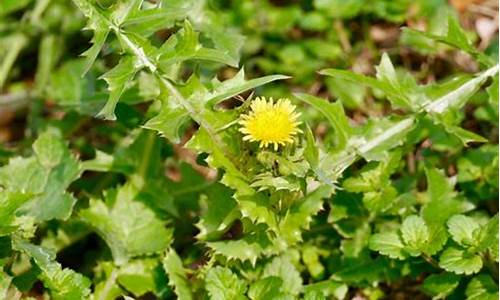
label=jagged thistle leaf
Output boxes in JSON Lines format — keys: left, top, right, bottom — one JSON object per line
{"left": 14, "top": 240, "right": 91, "bottom": 300}
{"left": 97, "top": 56, "right": 140, "bottom": 120}
{"left": 163, "top": 249, "right": 193, "bottom": 300}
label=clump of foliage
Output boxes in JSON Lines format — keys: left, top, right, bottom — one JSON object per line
{"left": 0, "top": 0, "right": 498, "bottom": 299}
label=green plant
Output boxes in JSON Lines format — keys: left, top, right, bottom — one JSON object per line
{"left": 0, "top": 0, "right": 498, "bottom": 299}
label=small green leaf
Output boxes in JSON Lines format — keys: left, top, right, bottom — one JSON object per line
{"left": 158, "top": 20, "right": 238, "bottom": 69}
{"left": 116, "top": 259, "right": 158, "bottom": 297}
{"left": 439, "top": 246, "right": 482, "bottom": 275}
{"left": 206, "top": 226, "right": 274, "bottom": 265}
{"left": 163, "top": 249, "right": 193, "bottom": 300}
{"left": 14, "top": 241, "right": 91, "bottom": 300}
{"left": 421, "top": 272, "right": 460, "bottom": 299}
{"left": 0, "top": 192, "right": 31, "bottom": 233}
{"left": 79, "top": 184, "right": 173, "bottom": 265}
{"left": 402, "top": 16, "right": 494, "bottom": 66}
{"left": 401, "top": 215, "right": 429, "bottom": 256}
{"left": 0, "top": 131, "right": 82, "bottom": 221}
{"left": 466, "top": 275, "right": 499, "bottom": 300}
{"left": 248, "top": 277, "right": 283, "bottom": 300}
{"left": 475, "top": 214, "right": 499, "bottom": 253}
{"left": 447, "top": 215, "right": 479, "bottom": 247}
{"left": 263, "top": 256, "right": 302, "bottom": 296}
{"left": 279, "top": 185, "right": 333, "bottom": 245}
{"left": 303, "top": 280, "right": 348, "bottom": 299}
{"left": 369, "top": 232, "right": 407, "bottom": 260}
{"left": 205, "top": 267, "right": 247, "bottom": 300}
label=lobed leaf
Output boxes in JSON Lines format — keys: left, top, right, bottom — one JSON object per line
{"left": 14, "top": 240, "right": 91, "bottom": 300}
{"left": 205, "top": 267, "right": 247, "bottom": 300}
{"left": 79, "top": 184, "right": 173, "bottom": 265}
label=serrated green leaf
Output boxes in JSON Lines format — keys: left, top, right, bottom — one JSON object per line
{"left": 401, "top": 215, "right": 429, "bottom": 256}
{"left": 466, "top": 275, "right": 499, "bottom": 300}
{"left": 0, "top": 131, "right": 82, "bottom": 221}
{"left": 196, "top": 184, "right": 239, "bottom": 241}
{"left": 369, "top": 232, "right": 407, "bottom": 260}
{"left": 0, "top": 191, "right": 31, "bottom": 233}
{"left": 248, "top": 276, "right": 283, "bottom": 300}
{"left": 421, "top": 167, "right": 474, "bottom": 256}
{"left": 142, "top": 104, "right": 188, "bottom": 144}
{"left": 158, "top": 20, "right": 238, "bottom": 69}
{"left": 163, "top": 249, "right": 193, "bottom": 300}
{"left": 422, "top": 167, "right": 473, "bottom": 226}
{"left": 72, "top": 0, "right": 111, "bottom": 75}
{"left": 263, "top": 256, "right": 302, "bottom": 296}
{"left": 443, "top": 125, "right": 488, "bottom": 145}
{"left": 14, "top": 241, "right": 91, "bottom": 300}
{"left": 279, "top": 185, "right": 333, "bottom": 245}
{"left": 319, "top": 57, "right": 422, "bottom": 111}
{"left": 343, "top": 151, "right": 401, "bottom": 213}
{"left": 116, "top": 258, "right": 159, "bottom": 297}
{"left": 295, "top": 93, "right": 351, "bottom": 150}
{"left": 205, "top": 267, "right": 246, "bottom": 300}
{"left": 475, "top": 214, "right": 499, "bottom": 253}
{"left": 402, "top": 16, "right": 494, "bottom": 66}
{"left": 109, "top": 0, "right": 142, "bottom": 26}
{"left": 206, "top": 225, "right": 275, "bottom": 265}
{"left": 421, "top": 272, "right": 460, "bottom": 299}
{"left": 238, "top": 193, "right": 278, "bottom": 232}
{"left": 439, "top": 246, "right": 482, "bottom": 275}
{"left": 79, "top": 184, "right": 173, "bottom": 265}
{"left": 374, "top": 52, "right": 425, "bottom": 109}
{"left": 122, "top": 5, "right": 190, "bottom": 37}
{"left": 303, "top": 280, "right": 348, "bottom": 299}
{"left": 98, "top": 55, "right": 139, "bottom": 120}
{"left": 447, "top": 215, "right": 479, "bottom": 247}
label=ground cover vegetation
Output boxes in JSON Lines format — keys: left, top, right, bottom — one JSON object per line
{"left": 0, "top": 0, "right": 498, "bottom": 299}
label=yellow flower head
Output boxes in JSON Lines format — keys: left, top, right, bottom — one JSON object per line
{"left": 239, "top": 97, "right": 302, "bottom": 150}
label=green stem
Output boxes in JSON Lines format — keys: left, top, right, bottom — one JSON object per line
{"left": 422, "top": 253, "right": 440, "bottom": 269}
{"left": 483, "top": 252, "right": 499, "bottom": 282}
{"left": 137, "top": 130, "right": 156, "bottom": 179}
{"left": 98, "top": 268, "right": 119, "bottom": 300}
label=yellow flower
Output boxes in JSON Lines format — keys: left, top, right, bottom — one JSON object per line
{"left": 239, "top": 97, "right": 302, "bottom": 150}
